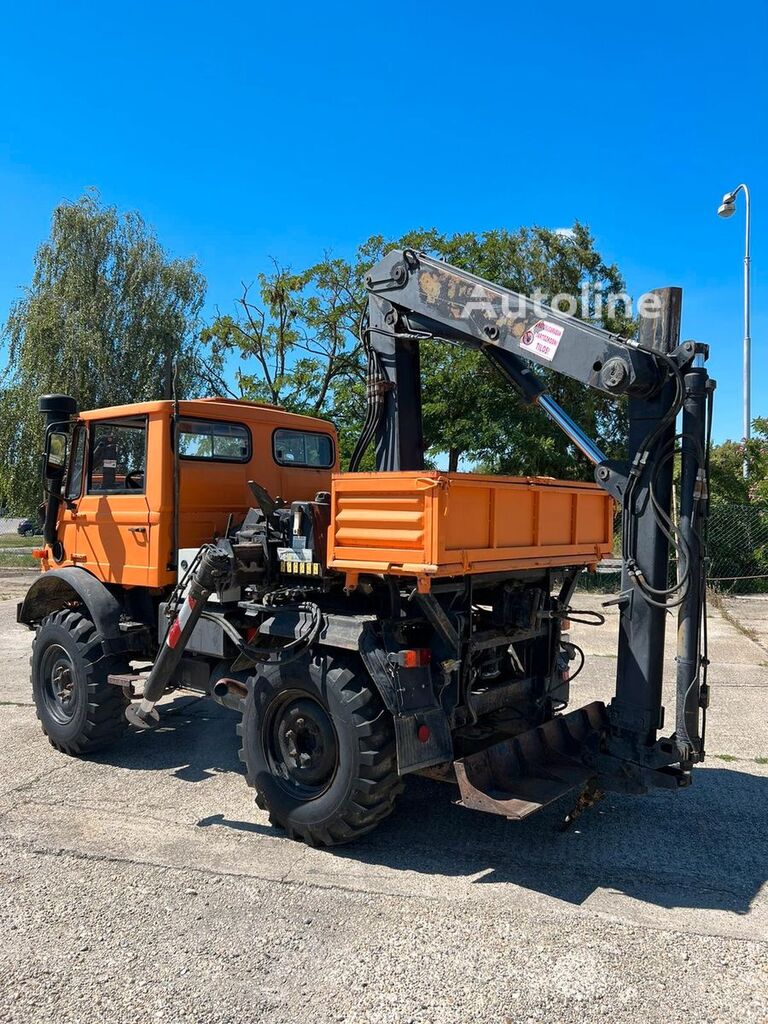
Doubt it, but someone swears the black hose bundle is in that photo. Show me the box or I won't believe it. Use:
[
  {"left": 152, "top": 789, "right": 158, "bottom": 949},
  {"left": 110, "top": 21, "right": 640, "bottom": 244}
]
[
  {"left": 620, "top": 354, "right": 710, "bottom": 610},
  {"left": 348, "top": 311, "right": 433, "bottom": 472},
  {"left": 239, "top": 602, "right": 323, "bottom": 669},
  {"left": 349, "top": 317, "right": 386, "bottom": 472}
]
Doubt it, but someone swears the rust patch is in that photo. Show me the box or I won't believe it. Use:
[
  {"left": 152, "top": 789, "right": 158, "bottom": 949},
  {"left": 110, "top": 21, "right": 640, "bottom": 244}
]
[{"left": 420, "top": 272, "right": 442, "bottom": 305}]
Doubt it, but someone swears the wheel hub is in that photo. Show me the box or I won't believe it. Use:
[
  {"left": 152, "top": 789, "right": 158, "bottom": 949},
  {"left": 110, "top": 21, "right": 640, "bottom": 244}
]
[
  {"left": 53, "top": 663, "right": 73, "bottom": 701},
  {"left": 267, "top": 695, "right": 338, "bottom": 795},
  {"left": 40, "top": 645, "right": 78, "bottom": 724}
]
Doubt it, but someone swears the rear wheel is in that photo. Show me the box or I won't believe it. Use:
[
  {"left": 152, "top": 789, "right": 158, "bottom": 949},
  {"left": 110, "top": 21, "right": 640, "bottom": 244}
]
[
  {"left": 31, "top": 609, "right": 130, "bottom": 755},
  {"left": 238, "top": 652, "right": 402, "bottom": 845}
]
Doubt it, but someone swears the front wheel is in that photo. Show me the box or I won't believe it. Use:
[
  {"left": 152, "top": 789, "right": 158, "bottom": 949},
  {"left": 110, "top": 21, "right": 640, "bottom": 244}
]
[
  {"left": 238, "top": 652, "right": 402, "bottom": 846},
  {"left": 31, "top": 610, "right": 130, "bottom": 756}
]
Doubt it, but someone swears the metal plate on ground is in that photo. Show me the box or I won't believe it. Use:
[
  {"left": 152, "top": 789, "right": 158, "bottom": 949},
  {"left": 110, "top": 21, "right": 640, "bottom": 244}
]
[{"left": 453, "top": 701, "right": 607, "bottom": 820}]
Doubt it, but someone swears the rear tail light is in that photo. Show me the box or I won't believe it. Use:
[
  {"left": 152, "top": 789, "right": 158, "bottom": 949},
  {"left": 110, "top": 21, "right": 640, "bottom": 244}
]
[{"left": 391, "top": 648, "right": 432, "bottom": 669}]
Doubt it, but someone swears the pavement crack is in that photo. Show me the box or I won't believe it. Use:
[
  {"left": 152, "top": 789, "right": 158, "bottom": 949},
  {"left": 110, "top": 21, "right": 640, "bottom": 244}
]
[
  {"left": 712, "top": 592, "right": 768, "bottom": 655},
  {"left": 1, "top": 835, "right": 765, "bottom": 946},
  {"left": 0, "top": 761, "right": 73, "bottom": 800},
  {"left": 280, "top": 845, "right": 311, "bottom": 883},
  {"left": 0, "top": 795, "right": 196, "bottom": 830}
]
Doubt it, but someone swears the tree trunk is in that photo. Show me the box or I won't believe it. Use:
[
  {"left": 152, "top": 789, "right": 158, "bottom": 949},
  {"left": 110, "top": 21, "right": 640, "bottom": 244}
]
[
  {"left": 164, "top": 347, "right": 174, "bottom": 400},
  {"left": 448, "top": 447, "right": 461, "bottom": 473}
]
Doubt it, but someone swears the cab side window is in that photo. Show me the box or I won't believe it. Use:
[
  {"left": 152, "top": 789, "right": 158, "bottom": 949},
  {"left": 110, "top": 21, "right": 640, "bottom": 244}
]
[
  {"left": 273, "top": 429, "right": 334, "bottom": 468},
  {"left": 65, "top": 425, "right": 87, "bottom": 500},
  {"left": 88, "top": 418, "right": 148, "bottom": 494},
  {"left": 177, "top": 418, "right": 251, "bottom": 462}
]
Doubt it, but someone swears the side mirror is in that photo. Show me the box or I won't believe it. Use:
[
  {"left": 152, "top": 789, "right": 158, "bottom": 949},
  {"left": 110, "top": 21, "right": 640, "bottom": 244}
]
[{"left": 44, "top": 430, "right": 69, "bottom": 478}]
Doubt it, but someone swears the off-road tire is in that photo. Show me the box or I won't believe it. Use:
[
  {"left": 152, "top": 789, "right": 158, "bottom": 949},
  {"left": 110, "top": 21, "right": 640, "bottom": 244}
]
[
  {"left": 31, "top": 609, "right": 130, "bottom": 756},
  {"left": 238, "top": 652, "right": 402, "bottom": 846}
]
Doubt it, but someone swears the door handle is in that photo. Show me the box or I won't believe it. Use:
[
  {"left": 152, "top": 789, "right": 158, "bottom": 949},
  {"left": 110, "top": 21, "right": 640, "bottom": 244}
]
[{"left": 128, "top": 526, "right": 147, "bottom": 534}]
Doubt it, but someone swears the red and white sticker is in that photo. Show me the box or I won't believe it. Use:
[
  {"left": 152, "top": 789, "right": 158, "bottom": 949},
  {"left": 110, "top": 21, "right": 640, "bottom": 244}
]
[
  {"left": 520, "top": 320, "right": 564, "bottom": 362},
  {"left": 167, "top": 595, "right": 197, "bottom": 649}
]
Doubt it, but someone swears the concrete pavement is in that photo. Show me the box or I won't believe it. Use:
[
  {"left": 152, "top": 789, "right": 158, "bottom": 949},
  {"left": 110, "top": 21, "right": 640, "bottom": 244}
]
[{"left": 1, "top": 574, "right": 767, "bottom": 1023}]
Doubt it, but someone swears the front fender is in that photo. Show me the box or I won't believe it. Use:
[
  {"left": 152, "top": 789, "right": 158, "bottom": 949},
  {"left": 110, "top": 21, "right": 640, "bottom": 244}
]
[{"left": 17, "top": 567, "right": 123, "bottom": 640}]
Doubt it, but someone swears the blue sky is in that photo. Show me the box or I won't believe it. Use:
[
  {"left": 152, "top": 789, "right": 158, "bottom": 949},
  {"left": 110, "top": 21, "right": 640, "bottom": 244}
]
[{"left": 1, "top": 0, "right": 765, "bottom": 443}]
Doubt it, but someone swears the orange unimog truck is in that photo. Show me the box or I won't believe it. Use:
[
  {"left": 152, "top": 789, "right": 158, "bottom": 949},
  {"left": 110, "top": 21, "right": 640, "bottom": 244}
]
[{"left": 18, "top": 250, "right": 713, "bottom": 846}]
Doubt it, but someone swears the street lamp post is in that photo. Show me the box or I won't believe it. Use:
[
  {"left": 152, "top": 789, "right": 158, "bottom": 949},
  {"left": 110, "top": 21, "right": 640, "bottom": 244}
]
[{"left": 718, "top": 183, "right": 752, "bottom": 479}]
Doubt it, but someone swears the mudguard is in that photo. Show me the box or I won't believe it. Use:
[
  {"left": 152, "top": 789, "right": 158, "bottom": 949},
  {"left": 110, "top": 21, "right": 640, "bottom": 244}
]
[
  {"left": 257, "top": 609, "right": 454, "bottom": 774},
  {"left": 17, "top": 567, "right": 123, "bottom": 640}
]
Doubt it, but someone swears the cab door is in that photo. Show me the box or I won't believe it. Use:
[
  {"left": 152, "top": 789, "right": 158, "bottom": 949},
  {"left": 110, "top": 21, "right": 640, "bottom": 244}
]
[
  {"left": 75, "top": 416, "right": 152, "bottom": 586},
  {"left": 56, "top": 422, "right": 86, "bottom": 560}
]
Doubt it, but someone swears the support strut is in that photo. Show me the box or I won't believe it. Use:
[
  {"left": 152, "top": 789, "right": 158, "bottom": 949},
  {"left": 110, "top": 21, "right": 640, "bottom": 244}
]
[
  {"left": 674, "top": 366, "right": 711, "bottom": 762},
  {"left": 608, "top": 288, "right": 681, "bottom": 753},
  {"left": 125, "top": 547, "right": 231, "bottom": 728}
]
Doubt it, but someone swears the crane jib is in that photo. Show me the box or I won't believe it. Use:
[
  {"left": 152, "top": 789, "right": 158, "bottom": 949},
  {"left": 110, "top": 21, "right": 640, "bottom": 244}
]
[{"left": 365, "top": 249, "right": 665, "bottom": 400}]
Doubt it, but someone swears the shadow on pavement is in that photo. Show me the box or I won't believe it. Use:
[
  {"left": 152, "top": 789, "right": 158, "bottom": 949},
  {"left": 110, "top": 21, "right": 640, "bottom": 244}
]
[
  {"left": 96, "top": 694, "right": 243, "bottom": 783},
  {"left": 344, "top": 767, "right": 768, "bottom": 914},
  {"left": 100, "top": 694, "right": 768, "bottom": 915}
]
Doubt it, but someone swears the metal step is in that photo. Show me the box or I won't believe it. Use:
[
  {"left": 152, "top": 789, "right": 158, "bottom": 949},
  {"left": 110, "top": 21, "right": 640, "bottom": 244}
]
[
  {"left": 107, "top": 672, "right": 145, "bottom": 698},
  {"left": 453, "top": 701, "right": 607, "bottom": 820}
]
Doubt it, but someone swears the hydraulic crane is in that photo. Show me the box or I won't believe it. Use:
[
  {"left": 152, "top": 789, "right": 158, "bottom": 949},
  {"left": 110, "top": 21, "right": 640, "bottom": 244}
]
[{"left": 351, "top": 248, "right": 713, "bottom": 793}]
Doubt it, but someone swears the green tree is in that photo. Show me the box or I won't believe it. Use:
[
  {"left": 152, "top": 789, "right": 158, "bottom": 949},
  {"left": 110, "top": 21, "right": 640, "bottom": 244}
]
[
  {"left": 704, "top": 420, "right": 768, "bottom": 592},
  {"left": 0, "top": 191, "right": 207, "bottom": 513},
  {"left": 206, "top": 223, "right": 634, "bottom": 474},
  {"left": 201, "top": 256, "right": 364, "bottom": 416},
  {"left": 709, "top": 418, "right": 768, "bottom": 504}
]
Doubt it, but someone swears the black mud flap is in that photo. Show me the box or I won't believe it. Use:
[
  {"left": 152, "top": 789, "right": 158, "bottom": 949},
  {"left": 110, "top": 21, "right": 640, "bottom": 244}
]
[
  {"left": 453, "top": 701, "right": 608, "bottom": 821},
  {"left": 394, "top": 708, "right": 453, "bottom": 774}
]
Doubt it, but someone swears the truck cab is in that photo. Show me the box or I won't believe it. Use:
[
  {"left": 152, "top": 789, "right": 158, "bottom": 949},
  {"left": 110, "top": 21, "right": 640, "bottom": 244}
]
[{"left": 41, "top": 398, "right": 338, "bottom": 588}]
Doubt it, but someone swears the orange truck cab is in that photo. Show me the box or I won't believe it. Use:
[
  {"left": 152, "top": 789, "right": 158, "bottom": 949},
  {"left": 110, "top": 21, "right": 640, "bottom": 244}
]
[{"left": 40, "top": 398, "right": 338, "bottom": 589}]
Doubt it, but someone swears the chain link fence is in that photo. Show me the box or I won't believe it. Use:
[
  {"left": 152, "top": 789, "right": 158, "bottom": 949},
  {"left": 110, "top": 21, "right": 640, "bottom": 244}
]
[
  {"left": 581, "top": 502, "right": 768, "bottom": 594},
  {"left": 707, "top": 500, "right": 768, "bottom": 594}
]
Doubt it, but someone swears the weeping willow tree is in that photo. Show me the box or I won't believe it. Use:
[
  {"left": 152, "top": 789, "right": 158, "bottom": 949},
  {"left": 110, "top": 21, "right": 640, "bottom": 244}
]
[{"left": 0, "top": 190, "right": 207, "bottom": 513}]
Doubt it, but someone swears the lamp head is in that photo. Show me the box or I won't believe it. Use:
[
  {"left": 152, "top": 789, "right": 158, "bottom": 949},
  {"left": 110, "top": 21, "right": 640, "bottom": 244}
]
[{"left": 718, "top": 191, "right": 737, "bottom": 218}]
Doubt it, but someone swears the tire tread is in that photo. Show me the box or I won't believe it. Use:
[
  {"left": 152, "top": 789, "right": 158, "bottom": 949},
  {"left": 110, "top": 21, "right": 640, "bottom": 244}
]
[
  {"left": 240, "top": 654, "right": 402, "bottom": 847},
  {"left": 31, "top": 609, "right": 130, "bottom": 757}
]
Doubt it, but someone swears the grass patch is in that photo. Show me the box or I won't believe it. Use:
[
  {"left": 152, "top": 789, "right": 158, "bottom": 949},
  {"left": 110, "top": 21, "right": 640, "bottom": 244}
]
[
  {"left": 712, "top": 753, "right": 738, "bottom": 762},
  {"left": 755, "top": 756, "right": 768, "bottom": 765},
  {"left": 0, "top": 551, "right": 37, "bottom": 568},
  {"left": 0, "top": 532, "right": 42, "bottom": 548}
]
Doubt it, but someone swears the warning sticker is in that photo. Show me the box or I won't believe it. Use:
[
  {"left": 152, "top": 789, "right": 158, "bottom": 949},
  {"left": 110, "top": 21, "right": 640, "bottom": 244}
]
[{"left": 519, "top": 319, "right": 564, "bottom": 362}]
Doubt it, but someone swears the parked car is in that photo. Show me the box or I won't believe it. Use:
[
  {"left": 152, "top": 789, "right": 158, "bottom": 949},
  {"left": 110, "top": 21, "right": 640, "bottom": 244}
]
[{"left": 17, "top": 517, "right": 40, "bottom": 538}]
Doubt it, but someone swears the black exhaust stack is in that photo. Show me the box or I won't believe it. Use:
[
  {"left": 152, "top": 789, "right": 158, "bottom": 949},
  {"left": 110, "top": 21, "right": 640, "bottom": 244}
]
[{"left": 38, "top": 394, "right": 77, "bottom": 548}]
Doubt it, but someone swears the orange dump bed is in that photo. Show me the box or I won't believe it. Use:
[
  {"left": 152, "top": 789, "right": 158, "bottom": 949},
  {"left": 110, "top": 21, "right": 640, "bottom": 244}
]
[{"left": 327, "top": 471, "right": 612, "bottom": 581}]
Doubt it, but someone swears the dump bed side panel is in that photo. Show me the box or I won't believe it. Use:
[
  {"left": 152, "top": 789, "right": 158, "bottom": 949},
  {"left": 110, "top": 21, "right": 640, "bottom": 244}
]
[{"left": 327, "top": 472, "right": 612, "bottom": 577}]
